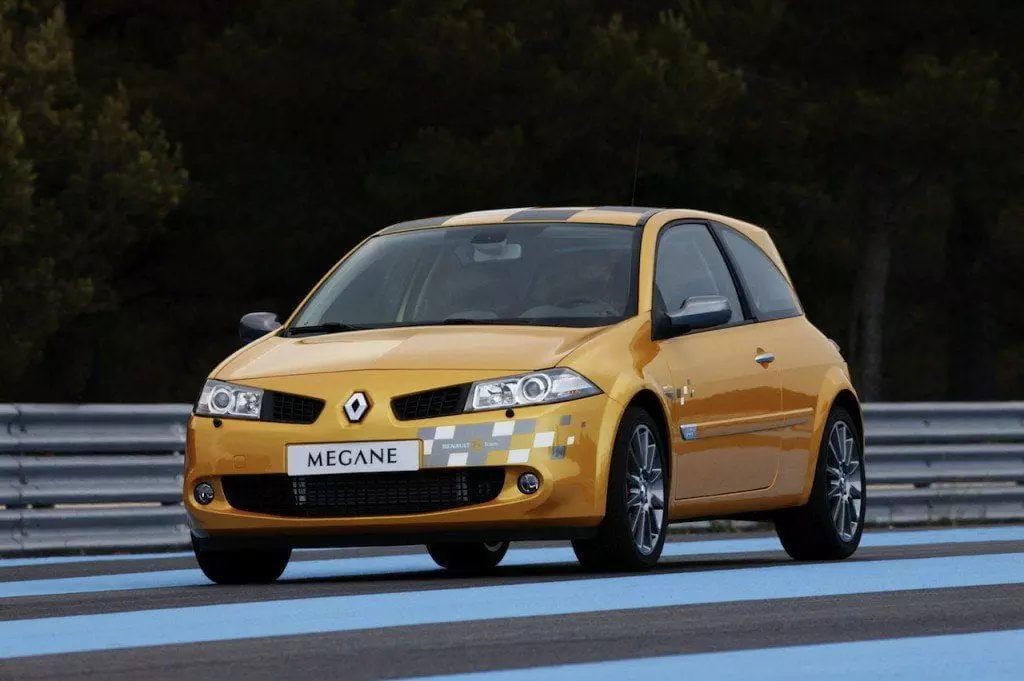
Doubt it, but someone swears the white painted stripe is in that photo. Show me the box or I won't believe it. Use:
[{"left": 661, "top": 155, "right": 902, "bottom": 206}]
[
  {"left": 423, "top": 439, "right": 434, "bottom": 456},
  {"left": 492, "top": 421, "right": 515, "bottom": 437},
  {"left": 507, "top": 449, "right": 531, "bottom": 464},
  {"left": 533, "top": 432, "right": 554, "bottom": 448},
  {"left": 448, "top": 452, "right": 468, "bottom": 466},
  {"left": 435, "top": 426, "right": 456, "bottom": 440}
]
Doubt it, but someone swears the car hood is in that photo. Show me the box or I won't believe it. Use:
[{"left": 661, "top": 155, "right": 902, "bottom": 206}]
[{"left": 215, "top": 325, "right": 610, "bottom": 381}]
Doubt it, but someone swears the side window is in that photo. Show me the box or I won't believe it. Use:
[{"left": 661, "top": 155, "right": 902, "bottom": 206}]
[
  {"left": 654, "top": 223, "right": 742, "bottom": 324},
  {"left": 718, "top": 227, "right": 801, "bottom": 319}
]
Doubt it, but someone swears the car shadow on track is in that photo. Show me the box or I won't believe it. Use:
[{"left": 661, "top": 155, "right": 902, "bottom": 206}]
[{"left": 269, "top": 553, "right": 791, "bottom": 589}]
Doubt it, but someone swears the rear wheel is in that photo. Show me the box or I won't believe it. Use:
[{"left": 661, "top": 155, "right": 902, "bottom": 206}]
[
  {"left": 192, "top": 535, "right": 291, "bottom": 585},
  {"left": 426, "top": 540, "right": 509, "bottom": 573},
  {"left": 572, "top": 407, "right": 667, "bottom": 572},
  {"left": 775, "top": 406, "right": 865, "bottom": 561}
]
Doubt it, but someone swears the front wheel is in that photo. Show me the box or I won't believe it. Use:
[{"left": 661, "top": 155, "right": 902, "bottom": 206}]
[
  {"left": 192, "top": 535, "right": 291, "bottom": 585},
  {"left": 775, "top": 406, "right": 866, "bottom": 561},
  {"left": 572, "top": 407, "right": 668, "bottom": 572},
  {"left": 426, "top": 540, "right": 509, "bottom": 573}
]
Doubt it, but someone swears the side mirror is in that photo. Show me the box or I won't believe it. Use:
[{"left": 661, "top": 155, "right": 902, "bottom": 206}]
[
  {"left": 667, "top": 295, "right": 731, "bottom": 333},
  {"left": 239, "top": 312, "right": 281, "bottom": 344}
]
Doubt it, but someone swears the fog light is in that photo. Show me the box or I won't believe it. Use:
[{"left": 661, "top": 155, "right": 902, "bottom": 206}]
[
  {"left": 517, "top": 472, "right": 540, "bottom": 495},
  {"left": 193, "top": 482, "right": 215, "bottom": 505}
]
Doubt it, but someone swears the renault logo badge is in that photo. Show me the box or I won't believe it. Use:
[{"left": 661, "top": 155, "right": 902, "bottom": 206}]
[{"left": 343, "top": 391, "right": 370, "bottom": 423}]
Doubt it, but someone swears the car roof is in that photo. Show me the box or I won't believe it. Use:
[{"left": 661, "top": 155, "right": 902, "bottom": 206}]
[
  {"left": 373, "top": 206, "right": 787, "bottom": 279},
  {"left": 375, "top": 206, "right": 770, "bottom": 241}
]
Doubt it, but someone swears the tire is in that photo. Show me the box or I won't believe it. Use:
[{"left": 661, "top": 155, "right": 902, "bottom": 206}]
[
  {"left": 426, "top": 540, "right": 509, "bottom": 573},
  {"left": 192, "top": 534, "right": 291, "bottom": 585},
  {"left": 775, "top": 406, "right": 866, "bottom": 561},
  {"left": 572, "top": 406, "right": 668, "bottom": 572}
]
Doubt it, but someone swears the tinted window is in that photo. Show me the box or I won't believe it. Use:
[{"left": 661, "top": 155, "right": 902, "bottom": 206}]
[
  {"left": 719, "top": 227, "right": 801, "bottom": 319},
  {"left": 290, "top": 223, "right": 639, "bottom": 330},
  {"left": 654, "top": 223, "right": 742, "bottom": 324}
]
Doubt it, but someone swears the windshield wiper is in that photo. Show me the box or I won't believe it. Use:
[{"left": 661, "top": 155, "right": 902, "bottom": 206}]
[
  {"left": 439, "top": 318, "right": 542, "bottom": 326},
  {"left": 284, "top": 322, "right": 365, "bottom": 336}
]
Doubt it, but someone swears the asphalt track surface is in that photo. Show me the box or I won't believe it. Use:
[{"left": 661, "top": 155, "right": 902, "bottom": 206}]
[{"left": 2, "top": 526, "right": 1024, "bottom": 680}]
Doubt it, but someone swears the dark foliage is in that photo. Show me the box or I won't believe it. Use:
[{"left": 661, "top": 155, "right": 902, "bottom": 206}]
[{"left": 4, "top": 1, "right": 1022, "bottom": 401}]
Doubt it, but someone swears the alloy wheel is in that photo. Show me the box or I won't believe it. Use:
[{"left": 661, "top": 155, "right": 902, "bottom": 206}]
[
  {"left": 626, "top": 424, "right": 665, "bottom": 555},
  {"left": 824, "top": 420, "right": 863, "bottom": 541}
]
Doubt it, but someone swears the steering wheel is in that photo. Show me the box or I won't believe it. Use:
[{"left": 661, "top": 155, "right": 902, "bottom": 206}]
[{"left": 551, "top": 295, "right": 618, "bottom": 316}]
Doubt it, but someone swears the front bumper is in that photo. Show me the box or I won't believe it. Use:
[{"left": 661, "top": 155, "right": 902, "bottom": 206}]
[{"left": 184, "top": 370, "right": 623, "bottom": 546}]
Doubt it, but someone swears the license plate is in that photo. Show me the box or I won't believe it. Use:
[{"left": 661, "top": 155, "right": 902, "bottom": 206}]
[{"left": 286, "top": 440, "right": 420, "bottom": 476}]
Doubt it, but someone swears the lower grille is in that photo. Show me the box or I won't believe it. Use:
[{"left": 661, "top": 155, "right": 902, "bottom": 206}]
[{"left": 221, "top": 468, "right": 505, "bottom": 518}]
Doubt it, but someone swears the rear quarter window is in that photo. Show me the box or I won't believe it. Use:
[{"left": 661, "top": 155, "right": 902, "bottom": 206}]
[{"left": 718, "top": 227, "right": 802, "bottom": 320}]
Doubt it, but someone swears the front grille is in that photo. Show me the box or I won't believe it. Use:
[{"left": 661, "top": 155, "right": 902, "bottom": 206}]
[
  {"left": 391, "top": 385, "right": 469, "bottom": 421},
  {"left": 261, "top": 391, "right": 324, "bottom": 424},
  {"left": 221, "top": 468, "right": 505, "bottom": 517}
]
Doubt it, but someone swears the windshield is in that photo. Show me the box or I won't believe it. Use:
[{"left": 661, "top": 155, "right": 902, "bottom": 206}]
[{"left": 288, "top": 223, "right": 640, "bottom": 332}]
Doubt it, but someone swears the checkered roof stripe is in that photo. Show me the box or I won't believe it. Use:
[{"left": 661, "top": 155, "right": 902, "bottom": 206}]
[{"left": 376, "top": 206, "right": 662, "bottom": 235}]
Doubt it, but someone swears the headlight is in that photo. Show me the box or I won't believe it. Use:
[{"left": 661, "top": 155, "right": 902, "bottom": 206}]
[
  {"left": 194, "top": 380, "right": 264, "bottom": 419},
  {"left": 465, "top": 368, "right": 601, "bottom": 412}
]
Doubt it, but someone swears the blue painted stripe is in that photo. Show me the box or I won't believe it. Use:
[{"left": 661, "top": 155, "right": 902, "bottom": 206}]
[
  {"left": 3, "top": 525, "right": 1024, "bottom": 598},
  {"left": 2, "top": 524, "right": 1022, "bottom": 568},
  {"left": 1, "top": 552, "right": 1023, "bottom": 659},
  {"left": 403, "top": 629, "right": 1024, "bottom": 681},
  {"left": 0, "top": 551, "right": 195, "bottom": 568},
  {"left": 0, "top": 553, "right": 436, "bottom": 598},
  {"left": 0, "top": 547, "right": 337, "bottom": 568}
]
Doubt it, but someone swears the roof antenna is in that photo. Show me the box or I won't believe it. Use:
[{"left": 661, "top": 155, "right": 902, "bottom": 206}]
[{"left": 630, "top": 124, "right": 644, "bottom": 206}]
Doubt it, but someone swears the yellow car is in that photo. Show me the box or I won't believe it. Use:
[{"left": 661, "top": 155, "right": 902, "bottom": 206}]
[{"left": 185, "top": 206, "right": 865, "bottom": 583}]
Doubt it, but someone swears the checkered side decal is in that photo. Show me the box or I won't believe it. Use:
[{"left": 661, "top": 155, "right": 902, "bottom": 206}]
[{"left": 417, "top": 415, "right": 575, "bottom": 467}]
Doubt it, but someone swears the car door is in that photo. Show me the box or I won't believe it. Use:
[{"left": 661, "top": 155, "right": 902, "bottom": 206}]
[
  {"left": 653, "top": 222, "right": 784, "bottom": 499},
  {"left": 715, "top": 224, "right": 817, "bottom": 471}
]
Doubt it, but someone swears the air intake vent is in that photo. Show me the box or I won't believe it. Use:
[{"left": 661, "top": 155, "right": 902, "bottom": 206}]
[
  {"left": 221, "top": 468, "right": 505, "bottom": 517},
  {"left": 391, "top": 385, "right": 469, "bottom": 421},
  {"left": 261, "top": 391, "right": 324, "bottom": 424}
]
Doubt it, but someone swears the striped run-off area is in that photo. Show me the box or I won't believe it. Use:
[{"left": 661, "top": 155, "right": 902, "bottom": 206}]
[{"left": 2, "top": 526, "right": 1024, "bottom": 679}]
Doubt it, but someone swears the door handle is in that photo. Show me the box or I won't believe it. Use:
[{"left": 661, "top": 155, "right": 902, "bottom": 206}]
[{"left": 754, "top": 352, "right": 775, "bottom": 366}]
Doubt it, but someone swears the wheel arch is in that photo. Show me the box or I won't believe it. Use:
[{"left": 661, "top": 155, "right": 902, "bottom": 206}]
[
  {"left": 623, "top": 388, "right": 673, "bottom": 490},
  {"left": 799, "top": 370, "right": 863, "bottom": 502},
  {"left": 831, "top": 389, "right": 864, "bottom": 448}
]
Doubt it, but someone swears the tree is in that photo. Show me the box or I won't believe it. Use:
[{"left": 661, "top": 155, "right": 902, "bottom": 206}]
[
  {"left": 0, "top": 1, "right": 186, "bottom": 396},
  {"left": 4, "top": 0, "right": 1021, "bottom": 401},
  {"left": 674, "top": 0, "right": 1024, "bottom": 400}
]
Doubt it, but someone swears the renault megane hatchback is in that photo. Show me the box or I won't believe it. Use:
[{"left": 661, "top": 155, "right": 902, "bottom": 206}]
[{"left": 185, "top": 206, "right": 865, "bottom": 584}]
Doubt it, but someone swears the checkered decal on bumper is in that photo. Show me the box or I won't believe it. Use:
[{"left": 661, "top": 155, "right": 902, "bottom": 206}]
[{"left": 417, "top": 415, "right": 574, "bottom": 467}]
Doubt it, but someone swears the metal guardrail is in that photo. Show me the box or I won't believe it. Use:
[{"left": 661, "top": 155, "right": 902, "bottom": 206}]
[
  {"left": 863, "top": 402, "right": 1024, "bottom": 525},
  {"left": 2, "top": 402, "right": 1023, "bottom": 555},
  {"left": 1, "top": 405, "right": 190, "bottom": 554},
  {"left": 0, "top": 404, "right": 191, "bottom": 453}
]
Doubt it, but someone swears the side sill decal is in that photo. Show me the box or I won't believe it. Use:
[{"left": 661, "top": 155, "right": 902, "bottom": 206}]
[{"left": 680, "top": 408, "right": 814, "bottom": 441}]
